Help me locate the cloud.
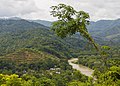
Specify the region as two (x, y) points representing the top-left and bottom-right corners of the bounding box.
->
(0, 0), (120, 21)
(0, 0), (39, 17)
(53, 0), (120, 21)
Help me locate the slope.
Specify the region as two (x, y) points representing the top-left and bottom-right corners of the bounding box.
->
(88, 19), (120, 44)
(30, 18), (120, 45)
(0, 18), (87, 58)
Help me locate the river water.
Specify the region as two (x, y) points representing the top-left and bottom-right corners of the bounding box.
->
(68, 58), (94, 77)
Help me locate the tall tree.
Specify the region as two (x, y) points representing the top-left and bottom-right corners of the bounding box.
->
(50, 4), (98, 50)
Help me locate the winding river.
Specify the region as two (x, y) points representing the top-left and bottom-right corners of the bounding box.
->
(68, 58), (94, 77)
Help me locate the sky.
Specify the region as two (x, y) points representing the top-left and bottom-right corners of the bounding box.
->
(0, 0), (120, 21)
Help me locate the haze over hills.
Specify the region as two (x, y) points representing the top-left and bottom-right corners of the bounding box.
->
(29, 20), (52, 27)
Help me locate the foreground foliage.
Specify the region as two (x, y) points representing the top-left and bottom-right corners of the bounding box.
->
(0, 66), (119, 86)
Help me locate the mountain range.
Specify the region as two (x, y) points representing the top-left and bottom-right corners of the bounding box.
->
(0, 17), (119, 58)
(30, 18), (120, 44)
(0, 17), (88, 58)
(88, 19), (120, 43)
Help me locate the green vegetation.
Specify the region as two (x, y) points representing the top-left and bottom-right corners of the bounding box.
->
(0, 49), (91, 86)
(0, 3), (119, 86)
(78, 46), (120, 70)
(0, 19), (88, 58)
(50, 4), (98, 50)
(0, 70), (89, 86)
(88, 19), (120, 44)
(77, 47), (120, 86)
(50, 4), (120, 86)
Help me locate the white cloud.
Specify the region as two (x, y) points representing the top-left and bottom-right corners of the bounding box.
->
(0, 0), (39, 17)
(0, 0), (120, 21)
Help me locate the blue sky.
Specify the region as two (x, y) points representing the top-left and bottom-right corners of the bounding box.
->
(0, 0), (120, 21)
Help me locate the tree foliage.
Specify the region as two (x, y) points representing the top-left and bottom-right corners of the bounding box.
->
(50, 4), (98, 50)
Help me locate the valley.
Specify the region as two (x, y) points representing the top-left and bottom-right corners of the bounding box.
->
(0, 17), (119, 86)
(0, 0), (120, 85)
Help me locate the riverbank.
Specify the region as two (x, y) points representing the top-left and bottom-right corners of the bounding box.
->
(68, 58), (94, 77)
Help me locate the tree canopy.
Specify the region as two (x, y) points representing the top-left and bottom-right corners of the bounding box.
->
(50, 4), (98, 50)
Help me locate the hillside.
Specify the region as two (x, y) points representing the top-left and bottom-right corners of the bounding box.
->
(0, 48), (62, 74)
(32, 18), (120, 45)
(0, 17), (119, 57)
(88, 19), (120, 44)
(0, 18), (87, 57)
(0, 14), (119, 86)
(0, 18), (49, 32)
(1, 48), (59, 64)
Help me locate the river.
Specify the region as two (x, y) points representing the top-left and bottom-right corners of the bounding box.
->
(68, 58), (94, 77)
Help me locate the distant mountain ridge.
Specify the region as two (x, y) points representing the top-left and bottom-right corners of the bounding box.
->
(29, 18), (120, 44)
(29, 20), (52, 27)
(0, 17), (49, 31)
(0, 17), (22, 20)
(88, 19), (120, 43)
(0, 17), (119, 53)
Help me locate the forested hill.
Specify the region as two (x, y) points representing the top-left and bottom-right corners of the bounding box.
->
(0, 18), (87, 57)
(88, 19), (120, 44)
(0, 18), (119, 86)
(0, 18), (49, 32)
(30, 18), (120, 45)
(0, 17), (119, 58)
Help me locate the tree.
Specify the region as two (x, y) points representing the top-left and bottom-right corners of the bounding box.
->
(0, 74), (23, 86)
(100, 46), (111, 70)
(50, 4), (98, 50)
(95, 66), (120, 86)
(67, 81), (87, 86)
